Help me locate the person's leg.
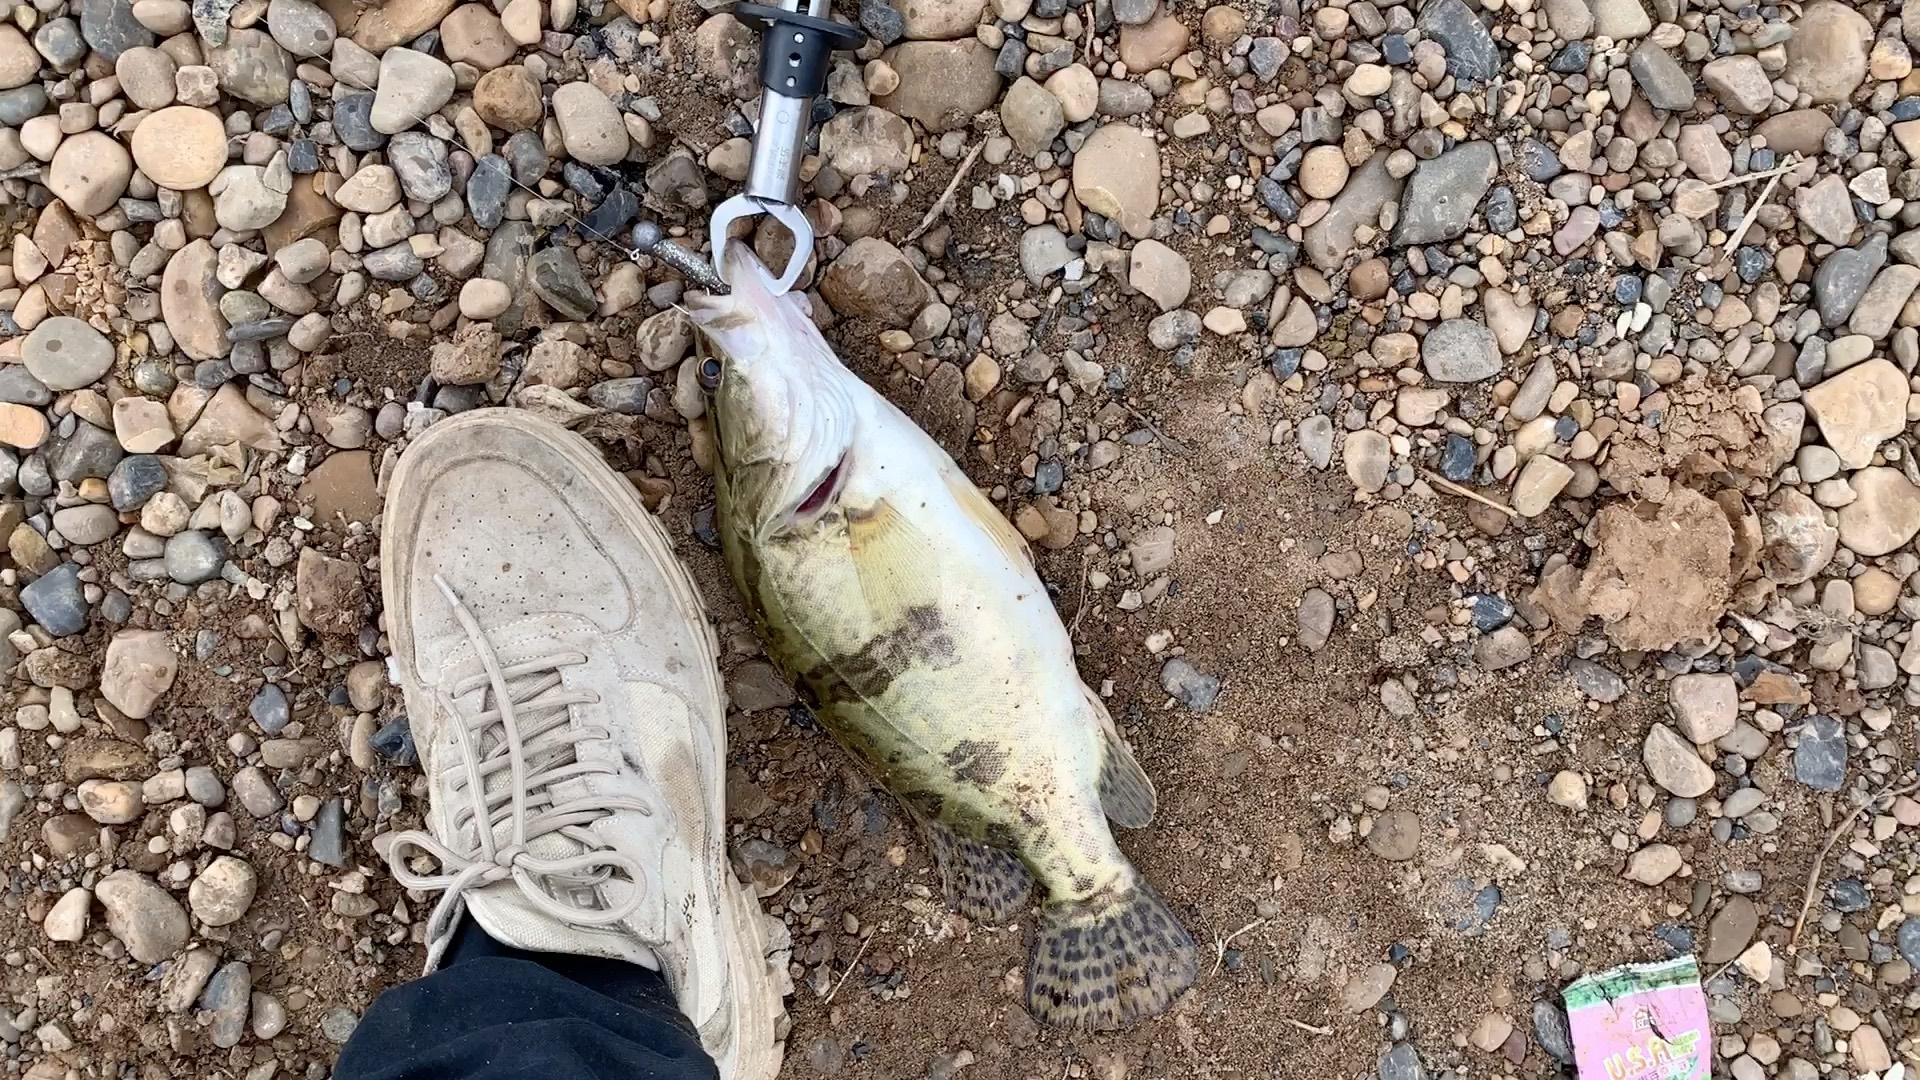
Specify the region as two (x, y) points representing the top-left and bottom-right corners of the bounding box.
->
(352, 410), (788, 1079)
(334, 917), (716, 1080)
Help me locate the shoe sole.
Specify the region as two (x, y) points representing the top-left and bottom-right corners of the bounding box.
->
(382, 409), (788, 1080)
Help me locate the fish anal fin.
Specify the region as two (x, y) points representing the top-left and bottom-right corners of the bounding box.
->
(920, 817), (1033, 924)
(1026, 878), (1198, 1031)
(1084, 683), (1156, 828)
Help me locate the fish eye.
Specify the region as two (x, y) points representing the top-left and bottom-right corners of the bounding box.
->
(697, 357), (723, 392)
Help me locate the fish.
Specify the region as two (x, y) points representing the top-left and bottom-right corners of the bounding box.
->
(686, 243), (1198, 1030)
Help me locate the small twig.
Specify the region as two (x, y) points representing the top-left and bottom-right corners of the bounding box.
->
(1705, 161), (1791, 279)
(1789, 775), (1920, 949)
(905, 142), (985, 243)
(1067, 550), (1094, 639)
(1418, 468), (1519, 519)
(1209, 918), (1266, 978)
(823, 929), (877, 1003)
(1283, 1018), (1335, 1037)
(1702, 153), (1803, 190)
(1125, 405), (1192, 456)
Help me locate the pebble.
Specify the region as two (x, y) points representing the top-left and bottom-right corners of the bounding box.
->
(1416, 0), (1497, 81)
(552, 82), (629, 165)
(1159, 658), (1219, 712)
(1643, 723), (1714, 798)
(47, 132), (131, 215)
(1803, 359), (1908, 469)
(44, 886), (91, 942)
(1793, 715), (1846, 791)
(1669, 674), (1736, 742)
(187, 855), (257, 926)
(1072, 123), (1158, 238)
(370, 48), (454, 135)
(200, 961), (252, 1048)
(21, 562), (88, 636)
(1838, 468), (1920, 556)
(164, 529), (227, 583)
(1395, 142), (1496, 246)
(1420, 318), (1500, 382)
(94, 869), (189, 963)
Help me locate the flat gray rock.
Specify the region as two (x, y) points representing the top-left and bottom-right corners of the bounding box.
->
(1395, 141), (1497, 246)
(1306, 151), (1404, 270)
(1417, 0), (1499, 83)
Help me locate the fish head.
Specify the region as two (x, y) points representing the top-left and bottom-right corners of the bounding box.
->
(686, 242), (860, 537)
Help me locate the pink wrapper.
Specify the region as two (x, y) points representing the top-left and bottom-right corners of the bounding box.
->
(1562, 956), (1711, 1080)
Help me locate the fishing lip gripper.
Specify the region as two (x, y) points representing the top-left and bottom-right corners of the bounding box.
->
(706, 0), (866, 295)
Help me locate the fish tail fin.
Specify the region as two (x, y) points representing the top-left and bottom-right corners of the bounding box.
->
(1083, 683), (1157, 828)
(1026, 877), (1198, 1030)
(919, 817), (1033, 924)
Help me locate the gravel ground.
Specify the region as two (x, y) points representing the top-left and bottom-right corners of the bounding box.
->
(2, 0), (1920, 1076)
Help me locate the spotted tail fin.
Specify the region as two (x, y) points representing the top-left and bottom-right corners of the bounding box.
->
(1025, 878), (1198, 1030)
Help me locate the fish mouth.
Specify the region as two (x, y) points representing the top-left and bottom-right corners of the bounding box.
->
(788, 449), (849, 526)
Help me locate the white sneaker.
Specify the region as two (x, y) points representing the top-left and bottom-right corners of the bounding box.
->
(380, 409), (787, 1080)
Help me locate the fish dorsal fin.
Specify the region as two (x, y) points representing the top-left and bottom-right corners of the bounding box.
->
(1083, 682), (1156, 828)
(943, 469), (1034, 571)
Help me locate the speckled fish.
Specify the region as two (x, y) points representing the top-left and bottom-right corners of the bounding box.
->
(686, 243), (1197, 1031)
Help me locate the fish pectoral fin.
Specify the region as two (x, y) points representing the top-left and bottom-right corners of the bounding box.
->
(919, 817), (1033, 924)
(846, 496), (941, 608)
(1084, 683), (1157, 828)
(1027, 878), (1198, 1031)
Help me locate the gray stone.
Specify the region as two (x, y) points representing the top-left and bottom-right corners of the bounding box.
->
(1018, 225), (1072, 284)
(1794, 715), (1845, 791)
(364, 244), (423, 280)
(387, 131), (451, 202)
(0, 85), (46, 126)
(587, 377), (652, 414)
(1813, 234), (1887, 327)
(1395, 141), (1497, 246)
(24, 316), (114, 391)
(34, 19), (87, 69)
(529, 246), (596, 321)
(207, 28), (292, 106)
(466, 154), (509, 229)
(79, 0), (152, 60)
(1378, 1043), (1426, 1080)
(199, 961), (252, 1049)
(1898, 918), (1920, 969)
(164, 529), (227, 583)
(1160, 658), (1220, 711)
(48, 421), (123, 482)
(1629, 41), (1695, 111)
(249, 683), (290, 734)
(1422, 318), (1501, 382)
(333, 94), (384, 151)
(1533, 1002), (1574, 1063)
(1416, 0), (1498, 83)
(309, 797), (346, 865)
(1569, 659), (1625, 702)
(1306, 152), (1404, 270)
(0, 365), (52, 405)
(22, 563), (88, 637)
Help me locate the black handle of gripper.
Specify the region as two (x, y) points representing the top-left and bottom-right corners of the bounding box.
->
(733, 2), (866, 99)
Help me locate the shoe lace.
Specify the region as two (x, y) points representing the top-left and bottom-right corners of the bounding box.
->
(385, 576), (657, 952)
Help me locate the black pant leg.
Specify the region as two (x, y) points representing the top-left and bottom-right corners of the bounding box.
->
(334, 918), (719, 1080)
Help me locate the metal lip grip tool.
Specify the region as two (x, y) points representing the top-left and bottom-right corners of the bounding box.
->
(708, 0), (865, 294)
